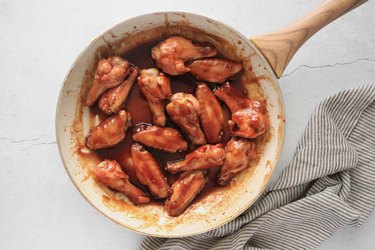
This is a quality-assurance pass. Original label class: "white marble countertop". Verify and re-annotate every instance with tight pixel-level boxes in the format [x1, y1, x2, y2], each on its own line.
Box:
[1, 0, 374, 249]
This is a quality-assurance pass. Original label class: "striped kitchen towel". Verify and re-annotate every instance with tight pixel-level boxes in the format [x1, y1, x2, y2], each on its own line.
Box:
[139, 82, 375, 250]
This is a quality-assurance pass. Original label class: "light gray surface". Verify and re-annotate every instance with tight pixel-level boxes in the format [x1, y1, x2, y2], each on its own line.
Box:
[0, 0, 374, 249]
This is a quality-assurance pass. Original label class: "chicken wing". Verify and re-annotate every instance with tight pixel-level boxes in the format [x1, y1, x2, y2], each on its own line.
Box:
[196, 83, 224, 143]
[131, 143, 170, 198]
[166, 144, 225, 174]
[214, 82, 251, 112]
[86, 110, 132, 150]
[215, 82, 268, 138]
[137, 68, 172, 126]
[98, 67, 138, 115]
[93, 160, 150, 204]
[187, 59, 242, 83]
[86, 56, 130, 106]
[229, 102, 268, 138]
[166, 93, 206, 145]
[152, 36, 217, 75]
[217, 138, 257, 186]
[165, 170, 207, 217]
[132, 124, 188, 153]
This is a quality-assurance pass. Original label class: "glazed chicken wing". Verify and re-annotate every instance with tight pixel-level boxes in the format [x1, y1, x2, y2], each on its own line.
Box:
[131, 143, 170, 198]
[86, 56, 130, 106]
[93, 160, 150, 204]
[165, 170, 207, 217]
[166, 93, 206, 145]
[166, 144, 225, 174]
[98, 67, 138, 115]
[215, 82, 267, 138]
[217, 138, 257, 186]
[86, 110, 132, 150]
[187, 59, 242, 83]
[132, 124, 188, 153]
[196, 83, 224, 143]
[137, 68, 172, 126]
[152, 36, 217, 75]
[229, 102, 268, 138]
[214, 82, 251, 112]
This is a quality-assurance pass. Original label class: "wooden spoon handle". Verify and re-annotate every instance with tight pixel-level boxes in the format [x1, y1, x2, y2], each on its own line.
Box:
[250, 0, 367, 78]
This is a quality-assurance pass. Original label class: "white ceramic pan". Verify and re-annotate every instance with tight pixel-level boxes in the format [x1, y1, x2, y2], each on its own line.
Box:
[56, 0, 366, 237]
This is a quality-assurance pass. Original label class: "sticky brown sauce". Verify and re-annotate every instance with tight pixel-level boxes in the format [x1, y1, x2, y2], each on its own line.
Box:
[85, 40, 255, 206]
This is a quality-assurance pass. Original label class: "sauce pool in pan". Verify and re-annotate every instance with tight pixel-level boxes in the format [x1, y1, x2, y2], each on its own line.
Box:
[89, 40, 251, 205]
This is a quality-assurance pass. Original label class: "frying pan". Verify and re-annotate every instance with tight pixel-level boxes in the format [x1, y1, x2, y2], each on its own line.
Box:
[56, 0, 366, 237]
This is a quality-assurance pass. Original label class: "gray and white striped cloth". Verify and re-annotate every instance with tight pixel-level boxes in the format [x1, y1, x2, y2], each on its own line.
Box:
[139, 83, 375, 250]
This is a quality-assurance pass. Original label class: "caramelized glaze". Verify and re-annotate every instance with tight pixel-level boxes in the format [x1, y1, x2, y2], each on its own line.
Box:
[84, 40, 256, 205]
